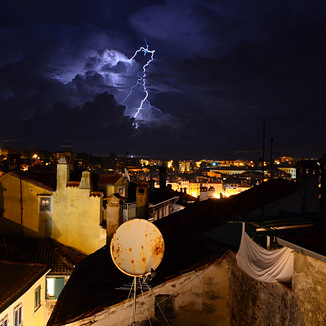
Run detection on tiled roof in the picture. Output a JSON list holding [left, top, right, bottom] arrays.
[[0, 237, 87, 275], [90, 191, 102, 197], [97, 174, 123, 185], [47, 178, 301, 325], [67, 181, 80, 187], [0, 261, 49, 312], [11, 171, 57, 191]]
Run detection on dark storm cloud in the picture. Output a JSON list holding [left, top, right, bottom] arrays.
[[0, 0, 326, 158]]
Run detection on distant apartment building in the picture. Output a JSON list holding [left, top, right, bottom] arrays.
[[166, 179, 189, 193], [179, 161, 191, 173], [201, 181, 223, 198], [276, 166, 297, 179], [189, 181, 201, 197], [223, 182, 251, 197]]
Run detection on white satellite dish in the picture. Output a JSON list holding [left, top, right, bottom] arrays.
[[110, 218, 164, 277], [110, 219, 165, 325], [124, 168, 131, 182]]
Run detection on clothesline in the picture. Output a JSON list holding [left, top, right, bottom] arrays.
[[236, 223, 294, 283]]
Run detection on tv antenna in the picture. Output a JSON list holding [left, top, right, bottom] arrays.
[[110, 219, 164, 325]]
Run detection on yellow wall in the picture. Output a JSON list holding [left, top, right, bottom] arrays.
[[189, 182, 200, 197], [52, 186, 106, 255], [106, 180, 128, 197], [0, 167, 107, 255], [0, 173, 52, 236], [0, 273, 47, 326]]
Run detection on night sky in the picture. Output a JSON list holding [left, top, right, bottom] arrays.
[[1, 0, 326, 160]]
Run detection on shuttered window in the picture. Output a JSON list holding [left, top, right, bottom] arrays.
[[14, 304, 22, 326]]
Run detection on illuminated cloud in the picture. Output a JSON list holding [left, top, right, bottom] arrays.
[[0, 0, 326, 158]]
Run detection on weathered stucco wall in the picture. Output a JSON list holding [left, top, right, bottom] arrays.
[[0, 173, 52, 236], [67, 257, 231, 326], [227, 252, 303, 326], [52, 187, 106, 255], [227, 250, 326, 326], [292, 252, 326, 325]]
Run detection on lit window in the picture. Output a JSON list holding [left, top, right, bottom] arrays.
[[46, 277, 65, 299], [35, 285, 41, 311], [118, 187, 125, 197], [39, 196, 52, 213], [46, 278, 55, 298], [14, 304, 22, 326], [0, 316, 8, 326]]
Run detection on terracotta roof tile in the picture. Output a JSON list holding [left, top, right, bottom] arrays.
[[0, 261, 49, 312], [67, 181, 80, 187], [11, 171, 57, 191], [0, 237, 86, 275], [97, 174, 123, 185]]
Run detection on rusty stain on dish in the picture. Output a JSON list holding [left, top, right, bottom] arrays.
[[110, 218, 165, 277]]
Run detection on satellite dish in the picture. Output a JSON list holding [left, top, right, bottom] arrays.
[[110, 219, 164, 277], [124, 168, 131, 182]]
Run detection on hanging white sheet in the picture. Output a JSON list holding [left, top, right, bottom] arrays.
[[236, 224, 294, 283]]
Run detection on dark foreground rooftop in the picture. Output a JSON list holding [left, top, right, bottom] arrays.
[[0, 237, 87, 275]]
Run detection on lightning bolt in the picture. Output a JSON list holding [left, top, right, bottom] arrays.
[[122, 39, 163, 124]]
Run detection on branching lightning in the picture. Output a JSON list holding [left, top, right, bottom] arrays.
[[122, 39, 163, 123]]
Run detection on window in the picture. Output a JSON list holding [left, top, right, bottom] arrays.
[[35, 285, 41, 311], [39, 196, 52, 213], [14, 304, 22, 326], [0, 316, 8, 326], [155, 294, 175, 320], [46, 278, 55, 298], [46, 277, 65, 299], [118, 186, 125, 197]]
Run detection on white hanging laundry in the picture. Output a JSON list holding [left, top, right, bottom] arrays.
[[236, 224, 294, 283]]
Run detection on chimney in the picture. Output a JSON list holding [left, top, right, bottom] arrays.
[[56, 157, 70, 190], [136, 181, 149, 218], [106, 194, 124, 243], [158, 165, 167, 190], [79, 171, 92, 190], [296, 160, 320, 212]]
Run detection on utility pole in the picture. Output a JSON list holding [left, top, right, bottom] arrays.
[[17, 108, 23, 229], [270, 138, 274, 179], [261, 118, 265, 217]]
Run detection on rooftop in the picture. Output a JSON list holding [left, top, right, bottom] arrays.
[[48, 178, 302, 325], [0, 237, 87, 275], [0, 260, 49, 313], [279, 220, 326, 257], [10, 171, 57, 191]]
